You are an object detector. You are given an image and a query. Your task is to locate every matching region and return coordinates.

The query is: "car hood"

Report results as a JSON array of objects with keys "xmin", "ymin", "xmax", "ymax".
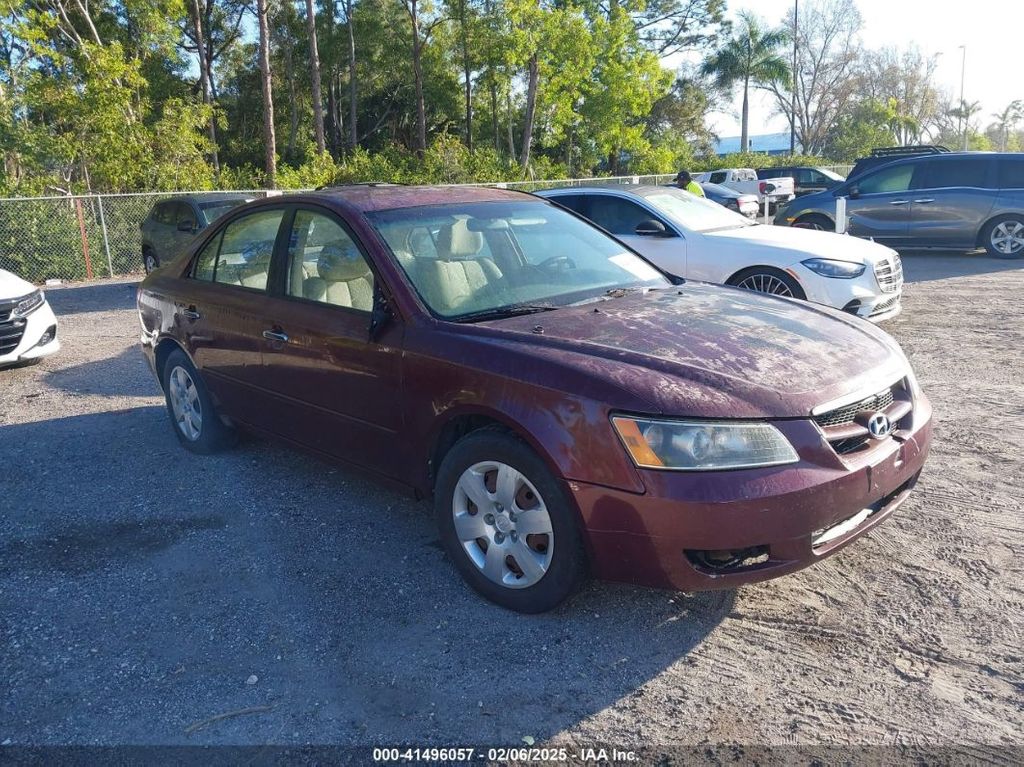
[
  {"xmin": 477, "ymin": 284, "xmax": 909, "ymax": 419},
  {"xmin": 704, "ymin": 224, "xmax": 895, "ymax": 265},
  {"xmin": 0, "ymin": 268, "xmax": 37, "ymax": 301}
]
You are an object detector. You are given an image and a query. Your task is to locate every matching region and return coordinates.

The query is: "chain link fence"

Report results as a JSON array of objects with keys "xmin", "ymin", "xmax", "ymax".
[{"xmin": 1, "ymin": 168, "xmax": 852, "ymax": 284}]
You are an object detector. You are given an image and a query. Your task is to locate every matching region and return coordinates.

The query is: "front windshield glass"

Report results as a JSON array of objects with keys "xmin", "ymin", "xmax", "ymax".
[
  {"xmin": 641, "ymin": 187, "xmax": 755, "ymax": 233},
  {"xmin": 368, "ymin": 200, "xmax": 670, "ymax": 320},
  {"xmin": 200, "ymin": 199, "xmax": 249, "ymax": 222},
  {"xmin": 820, "ymin": 168, "xmax": 845, "ymax": 181}
]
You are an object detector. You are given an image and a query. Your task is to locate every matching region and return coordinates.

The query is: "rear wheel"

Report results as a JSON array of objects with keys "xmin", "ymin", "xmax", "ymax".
[
  {"xmin": 982, "ymin": 216, "xmax": 1024, "ymax": 258},
  {"xmin": 161, "ymin": 349, "xmax": 235, "ymax": 454},
  {"xmin": 795, "ymin": 214, "xmax": 834, "ymax": 232},
  {"xmin": 434, "ymin": 429, "xmax": 586, "ymax": 613},
  {"xmin": 728, "ymin": 267, "xmax": 806, "ymax": 300}
]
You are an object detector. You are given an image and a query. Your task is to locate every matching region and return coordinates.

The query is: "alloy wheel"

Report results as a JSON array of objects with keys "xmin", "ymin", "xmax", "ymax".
[
  {"xmin": 168, "ymin": 365, "xmax": 203, "ymax": 441},
  {"xmin": 144, "ymin": 253, "xmax": 158, "ymax": 274},
  {"xmin": 991, "ymin": 221, "xmax": 1024, "ymax": 255},
  {"xmin": 452, "ymin": 461, "xmax": 554, "ymax": 589},
  {"xmin": 736, "ymin": 272, "xmax": 795, "ymax": 297}
]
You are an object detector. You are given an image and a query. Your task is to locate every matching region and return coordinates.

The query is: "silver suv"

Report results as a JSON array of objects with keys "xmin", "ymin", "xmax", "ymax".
[
  {"xmin": 140, "ymin": 195, "xmax": 252, "ymax": 273},
  {"xmin": 775, "ymin": 153, "xmax": 1024, "ymax": 258}
]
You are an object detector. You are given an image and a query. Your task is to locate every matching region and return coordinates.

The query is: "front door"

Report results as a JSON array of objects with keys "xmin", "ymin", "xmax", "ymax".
[
  {"xmin": 846, "ymin": 162, "xmax": 925, "ymax": 243},
  {"xmin": 180, "ymin": 207, "xmax": 287, "ymax": 429},
  {"xmin": 583, "ymin": 195, "xmax": 687, "ymax": 278},
  {"xmin": 258, "ymin": 207, "xmax": 405, "ymax": 477}
]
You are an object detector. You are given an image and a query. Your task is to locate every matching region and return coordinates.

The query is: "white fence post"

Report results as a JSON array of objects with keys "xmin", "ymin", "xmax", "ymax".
[{"xmin": 96, "ymin": 194, "xmax": 114, "ymax": 277}]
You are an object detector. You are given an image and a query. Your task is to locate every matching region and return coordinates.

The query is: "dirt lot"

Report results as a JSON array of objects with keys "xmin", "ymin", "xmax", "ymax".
[{"xmin": 1, "ymin": 253, "xmax": 1022, "ymax": 755}]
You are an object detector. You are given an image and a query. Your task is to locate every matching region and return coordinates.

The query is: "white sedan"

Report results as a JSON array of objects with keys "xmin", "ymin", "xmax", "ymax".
[
  {"xmin": 538, "ymin": 186, "xmax": 903, "ymax": 322},
  {"xmin": 0, "ymin": 268, "xmax": 60, "ymax": 368}
]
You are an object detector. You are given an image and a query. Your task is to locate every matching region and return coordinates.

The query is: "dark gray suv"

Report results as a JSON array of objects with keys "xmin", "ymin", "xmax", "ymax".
[
  {"xmin": 140, "ymin": 195, "xmax": 252, "ymax": 273},
  {"xmin": 775, "ymin": 153, "xmax": 1024, "ymax": 258}
]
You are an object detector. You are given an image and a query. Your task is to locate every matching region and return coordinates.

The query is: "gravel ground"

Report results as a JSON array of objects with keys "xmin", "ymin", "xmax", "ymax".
[{"xmin": 1, "ymin": 254, "xmax": 1022, "ymax": 755}]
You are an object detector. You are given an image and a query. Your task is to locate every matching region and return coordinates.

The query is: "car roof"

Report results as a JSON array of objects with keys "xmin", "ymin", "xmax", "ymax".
[
  {"xmin": 308, "ymin": 184, "xmax": 534, "ymax": 212},
  {"xmin": 700, "ymin": 182, "xmax": 741, "ymax": 196},
  {"xmin": 539, "ymin": 185, "xmax": 666, "ymax": 198}
]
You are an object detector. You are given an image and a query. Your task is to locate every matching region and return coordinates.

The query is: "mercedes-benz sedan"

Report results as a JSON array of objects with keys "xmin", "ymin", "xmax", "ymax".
[{"xmin": 137, "ymin": 186, "xmax": 932, "ymax": 613}]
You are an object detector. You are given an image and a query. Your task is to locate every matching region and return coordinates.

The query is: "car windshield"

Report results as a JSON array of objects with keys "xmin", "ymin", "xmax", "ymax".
[
  {"xmin": 640, "ymin": 188, "xmax": 755, "ymax": 232},
  {"xmin": 200, "ymin": 199, "xmax": 249, "ymax": 222},
  {"xmin": 820, "ymin": 168, "xmax": 845, "ymax": 181},
  {"xmin": 368, "ymin": 200, "xmax": 670, "ymax": 320}
]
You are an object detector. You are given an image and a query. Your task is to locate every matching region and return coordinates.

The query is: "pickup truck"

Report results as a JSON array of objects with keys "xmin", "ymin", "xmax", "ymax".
[{"xmin": 693, "ymin": 168, "xmax": 796, "ymax": 208}]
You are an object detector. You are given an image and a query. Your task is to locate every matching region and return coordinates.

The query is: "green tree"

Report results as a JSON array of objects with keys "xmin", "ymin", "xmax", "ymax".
[{"xmin": 701, "ymin": 11, "xmax": 788, "ymax": 155}]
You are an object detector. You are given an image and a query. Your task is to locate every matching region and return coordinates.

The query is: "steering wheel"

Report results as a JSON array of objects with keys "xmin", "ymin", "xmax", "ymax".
[{"xmin": 536, "ymin": 255, "xmax": 576, "ymax": 272}]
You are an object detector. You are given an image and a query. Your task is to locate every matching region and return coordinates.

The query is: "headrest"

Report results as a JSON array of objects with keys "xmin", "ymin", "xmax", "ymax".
[
  {"xmin": 318, "ymin": 241, "xmax": 371, "ymax": 281},
  {"xmin": 436, "ymin": 219, "xmax": 483, "ymax": 259}
]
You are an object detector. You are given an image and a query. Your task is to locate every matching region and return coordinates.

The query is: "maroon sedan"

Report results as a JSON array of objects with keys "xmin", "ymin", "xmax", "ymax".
[{"xmin": 137, "ymin": 185, "xmax": 932, "ymax": 613}]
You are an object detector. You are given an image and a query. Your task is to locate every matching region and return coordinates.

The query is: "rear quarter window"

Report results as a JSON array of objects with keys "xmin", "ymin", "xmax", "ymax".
[{"xmin": 996, "ymin": 158, "xmax": 1024, "ymax": 189}]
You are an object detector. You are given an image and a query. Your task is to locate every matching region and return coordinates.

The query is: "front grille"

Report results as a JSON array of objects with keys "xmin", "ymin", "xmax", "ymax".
[
  {"xmin": 0, "ymin": 318, "xmax": 27, "ymax": 355},
  {"xmin": 814, "ymin": 387, "xmax": 895, "ymax": 428},
  {"xmin": 874, "ymin": 254, "xmax": 904, "ymax": 294}
]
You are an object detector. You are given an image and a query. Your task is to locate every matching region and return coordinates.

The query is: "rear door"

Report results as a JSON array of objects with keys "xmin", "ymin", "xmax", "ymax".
[
  {"xmin": 182, "ymin": 207, "xmax": 287, "ymax": 429},
  {"xmin": 846, "ymin": 162, "xmax": 925, "ymax": 243},
  {"xmin": 257, "ymin": 206, "xmax": 405, "ymax": 477},
  {"xmin": 908, "ymin": 157, "xmax": 997, "ymax": 247}
]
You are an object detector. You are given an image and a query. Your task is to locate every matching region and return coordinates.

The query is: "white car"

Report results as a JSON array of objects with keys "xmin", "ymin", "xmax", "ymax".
[
  {"xmin": 538, "ymin": 186, "xmax": 903, "ymax": 322},
  {"xmin": 0, "ymin": 268, "xmax": 60, "ymax": 367}
]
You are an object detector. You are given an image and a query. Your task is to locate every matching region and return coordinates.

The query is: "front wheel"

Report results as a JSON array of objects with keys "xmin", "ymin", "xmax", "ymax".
[
  {"xmin": 161, "ymin": 349, "xmax": 236, "ymax": 454},
  {"xmin": 143, "ymin": 250, "xmax": 159, "ymax": 274},
  {"xmin": 728, "ymin": 267, "xmax": 807, "ymax": 300},
  {"xmin": 982, "ymin": 216, "xmax": 1024, "ymax": 258},
  {"xmin": 794, "ymin": 214, "xmax": 834, "ymax": 232},
  {"xmin": 434, "ymin": 430, "xmax": 586, "ymax": 613}
]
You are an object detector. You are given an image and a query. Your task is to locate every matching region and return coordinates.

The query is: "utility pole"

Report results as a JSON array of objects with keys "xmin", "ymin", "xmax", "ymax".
[
  {"xmin": 958, "ymin": 45, "xmax": 967, "ymax": 151},
  {"xmin": 790, "ymin": 0, "xmax": 798, "ymax": 156}
]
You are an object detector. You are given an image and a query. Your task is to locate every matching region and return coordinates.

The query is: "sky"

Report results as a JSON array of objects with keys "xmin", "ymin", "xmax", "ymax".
[{"xmin": 702, "ymin": 0, "xmax": 1022, "ymax": 139}]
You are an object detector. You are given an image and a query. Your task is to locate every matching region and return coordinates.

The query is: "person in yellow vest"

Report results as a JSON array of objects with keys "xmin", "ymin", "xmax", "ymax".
[{"xmin": 673, "ymin": 170, "xmax": 705, "ymax": 198}]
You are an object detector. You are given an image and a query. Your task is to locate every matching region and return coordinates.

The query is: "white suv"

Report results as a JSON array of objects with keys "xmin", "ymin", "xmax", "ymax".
[
  {"xmin": 539, "ymin": 186, "xmax": 903, "ymax": 322},
  {"xmin": 0, "ymin": 268, "xmax": 60, "ymax": 368}
]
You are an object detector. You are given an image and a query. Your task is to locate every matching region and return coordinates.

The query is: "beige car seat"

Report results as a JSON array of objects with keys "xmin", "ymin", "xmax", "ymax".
[
  {"xmin": 419, "ymin": 219, "xmax": 502, "ymax": 313},
  {"xmin": 303, "ymin": 242, "xmax": 374, "ymax": 311}
]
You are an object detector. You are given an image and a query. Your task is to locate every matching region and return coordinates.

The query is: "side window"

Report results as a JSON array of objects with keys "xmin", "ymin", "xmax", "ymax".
[
  {"xmin": 285, "ymin": 210, "xmax": 375, "ymax": 312},
  {"xmin": 857, "ymin": 164, "xmax": 916, "ymax": 195},
  {"xmin": 213, "ymin": 209, "xmax": 284, "ymax": 290},
  {"xmin": 193, "ymin": 231, "xmax": 222, "ymax": 281},
  {"xmin": 550, "ymin": 194, "xmax": 588, "ymax": 215},
  {"xmin": 588, "ymin": 196, "xmax": 659, "ymax": 235},
  {"xmin": 709, "ymin": 171, "xmax": 727, "ymax": 184},
  {"xmin": 176, "ymin": 202, "xmax": 197, "ymax": 230},
  {"xmin": 152, "ymin": 202, "xmax": 173, "ymax": 225},
  {"xmin": 997, "ymin": 159, "xmax": 1024, "ymax": 188},
  {"xmin": 920, "ymin": 159, "xmax": 990, "ymax": 189}
]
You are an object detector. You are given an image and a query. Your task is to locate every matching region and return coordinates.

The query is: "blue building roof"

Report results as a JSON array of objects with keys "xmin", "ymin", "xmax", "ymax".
[{"xmin": 714, "ymin": 132, "xmax": 801, "ymax": 156}]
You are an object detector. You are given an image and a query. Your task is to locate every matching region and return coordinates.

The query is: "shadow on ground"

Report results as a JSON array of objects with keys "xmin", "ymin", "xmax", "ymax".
[
  {"xmin": 899, "ymin": 250, "xmax": 1023, "ymax": 283},
  {"xmin": 45, "ymin": 280, "xmax": 139, "ymax": 315},
  {"xmin": 42, "ymin": 347, "xmax": 160, "ymax": 398},
  {"xmin": 1, "ymin": 407, "xmax": 732, "ymax": 745}
]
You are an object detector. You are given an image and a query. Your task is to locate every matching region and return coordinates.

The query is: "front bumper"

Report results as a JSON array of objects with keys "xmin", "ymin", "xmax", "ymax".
[
  {"xmin": 790, "ymin": 262, "xmax": 902, "ymax": 323},
  {"xmin": 0, "ymin": 299, "xmax": 60, "ymax": 367},
  {"xmin": 570, "ymin": 395, "xmax": 932, "ymax": 593}
]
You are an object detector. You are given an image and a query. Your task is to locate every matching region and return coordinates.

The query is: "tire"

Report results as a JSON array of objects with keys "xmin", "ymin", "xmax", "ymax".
[
  {"xmin": 795, "ymin": 214, "xmax": 834, "ymax": 232},
  {"xmin": 161, "ymin": 349, "xmax": 236, "ymax": 454},
  {"xmin": 728, "ymin": 267, "xmax": 807, "ymax": 300},
  {"xmin": 143, "ymin": 249, "xmax": 159, "ymax": 274},
  {"xmin": 981, "ymin": 215, "xmax": 1024, "ymax": 259},
  {"xmin": 434, "ymin": 429, "xmax": 586, "ymax": 613}
]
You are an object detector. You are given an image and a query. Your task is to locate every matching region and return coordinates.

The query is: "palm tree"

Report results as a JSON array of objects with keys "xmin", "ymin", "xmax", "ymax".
[
  {"xmin": 992, "ymin": 100, "xmax": 1023, "ymax": 152},
  {"xmin": 701, "ymin": 12, "xmax": 790, "ymax": 154}
]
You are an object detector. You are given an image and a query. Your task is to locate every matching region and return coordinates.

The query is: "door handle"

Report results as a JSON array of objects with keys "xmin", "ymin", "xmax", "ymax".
[
  {"xmin": 180, "ymin": 306, "xmax": 201, "ymax": 320},
  {"xmin": 889, "ymin": 200, "xmax": 909, "ymax": 205},
  {"xmin": 263, "ymin": 329, "xmax": 289, "ymax": 343},
  {"xmin": 913, "ymin": 198, "xmax": 935, "ymax": 203}
]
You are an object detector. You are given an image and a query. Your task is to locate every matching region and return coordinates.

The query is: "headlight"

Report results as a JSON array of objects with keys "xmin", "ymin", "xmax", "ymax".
[
  {"xmin": 611, "ymin": 416, "xmax": 799, "ymax": 471},
  {"xmin": 12, "ymin": 290, "xmax": 45, "ymax": 317},
  {"xmin": 800, "ymin": 258, "xmax": 865, "ymax": 279}
]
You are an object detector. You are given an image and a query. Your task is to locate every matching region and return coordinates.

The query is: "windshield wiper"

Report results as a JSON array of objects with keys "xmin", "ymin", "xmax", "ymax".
[{"xmin": 452, "ymin": 303, "xmax": 558, "ymax": 323}]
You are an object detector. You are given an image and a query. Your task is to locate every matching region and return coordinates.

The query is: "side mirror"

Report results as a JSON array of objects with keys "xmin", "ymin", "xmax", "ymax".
[
  {"xmin": 177, "ymin": 219, "xmax": 196, "ymax": 233},
  {"xmin": 847, "ymin": 184, "xmax": 860, "ymax": 199},
  {"xmin": 635, "ymin": 219, "xmax": 670, "ymax": 237},
  {"xmin": 369, "ymin": 290, "xmax": 393, "ymax": 340}
]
